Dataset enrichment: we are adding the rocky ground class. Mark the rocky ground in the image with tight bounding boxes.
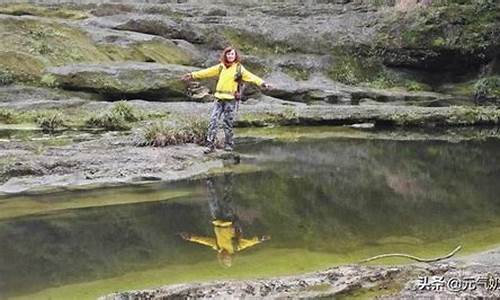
[1,86,499,194]
[1,80,498,195]
[99,246,500,299]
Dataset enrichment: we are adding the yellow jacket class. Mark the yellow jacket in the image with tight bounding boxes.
[190,63,264,100]
[185,220,262,254]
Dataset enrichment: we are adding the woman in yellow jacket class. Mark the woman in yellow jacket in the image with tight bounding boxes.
[182,47,272,153]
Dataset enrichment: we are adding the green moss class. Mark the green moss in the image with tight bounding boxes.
[336,281,403,300]
[281,66,310,81]
[0,18,112,85]
[405,81,426,92]
[0,3,89,20]
[96,44,146,62]
[379,2,500,53]
[222,28,295,56]
[237,112,285,126]
[135,41,192,65]
[327,48,384,85]
[431,36,446,47]
[242,61,272,77]
[0,17,193,86]
[327,49,431,92]
[437,80,475,97]
[0,188,193,220]
[367,74,398,89]
[12,225,500,300]
[389,106,500,126]
[0,51,45,83]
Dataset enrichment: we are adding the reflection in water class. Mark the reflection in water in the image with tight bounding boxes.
[181,175,270,267]
[0,134,500,299]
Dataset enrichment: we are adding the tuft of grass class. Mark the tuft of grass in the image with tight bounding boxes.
[473,76,500,103]
[111,101,143,122]
[405,81,426,92]
[34,110,66,133]
[40,74,58,88]
[140,117,209,147]
[84,102,145,131]
[0,69,15,86]
[85,111,131,131]
[0,108,18,124]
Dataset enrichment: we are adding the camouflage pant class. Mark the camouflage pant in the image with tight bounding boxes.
[206,174,235,221]
[207,99,236,148]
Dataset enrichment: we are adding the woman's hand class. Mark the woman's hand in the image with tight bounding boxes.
[179,232,192,240]
[261,82,274,90]
[260,235,271,242]
[181,73,193,82]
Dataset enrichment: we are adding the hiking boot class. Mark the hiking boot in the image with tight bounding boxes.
[203,146,215,154]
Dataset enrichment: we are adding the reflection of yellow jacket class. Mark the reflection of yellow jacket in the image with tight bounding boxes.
[190,63,264,100]
[186,220,262,254]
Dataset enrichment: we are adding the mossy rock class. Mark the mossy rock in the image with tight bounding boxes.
[0,15,195,86]
[376,2,500,70]
[0,16,111,66]
[95,40,193,65]
[46,62,198,101]
[221,28,296,56]
[281,65,310,81]
[0,51,44,84]
[0,3,89,20]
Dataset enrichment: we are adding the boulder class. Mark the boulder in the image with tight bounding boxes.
[46,63,199,101]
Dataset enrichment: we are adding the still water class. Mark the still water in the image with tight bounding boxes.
[1,128,500,299]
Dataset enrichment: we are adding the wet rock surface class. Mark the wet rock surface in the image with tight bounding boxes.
[0,131,238,194]
[100,247,500,299]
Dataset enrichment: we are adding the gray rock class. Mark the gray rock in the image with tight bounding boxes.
[45,63,199,101]
[0,85,94,111]
[265,72,452,105]
[82,13,204,43]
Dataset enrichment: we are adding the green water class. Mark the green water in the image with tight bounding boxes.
[1,128,500,299]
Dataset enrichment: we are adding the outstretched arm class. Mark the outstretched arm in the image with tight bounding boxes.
[190,64,222,80]
[241,66,273,89]
[179,232,218,250]
[238,235,271,251]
